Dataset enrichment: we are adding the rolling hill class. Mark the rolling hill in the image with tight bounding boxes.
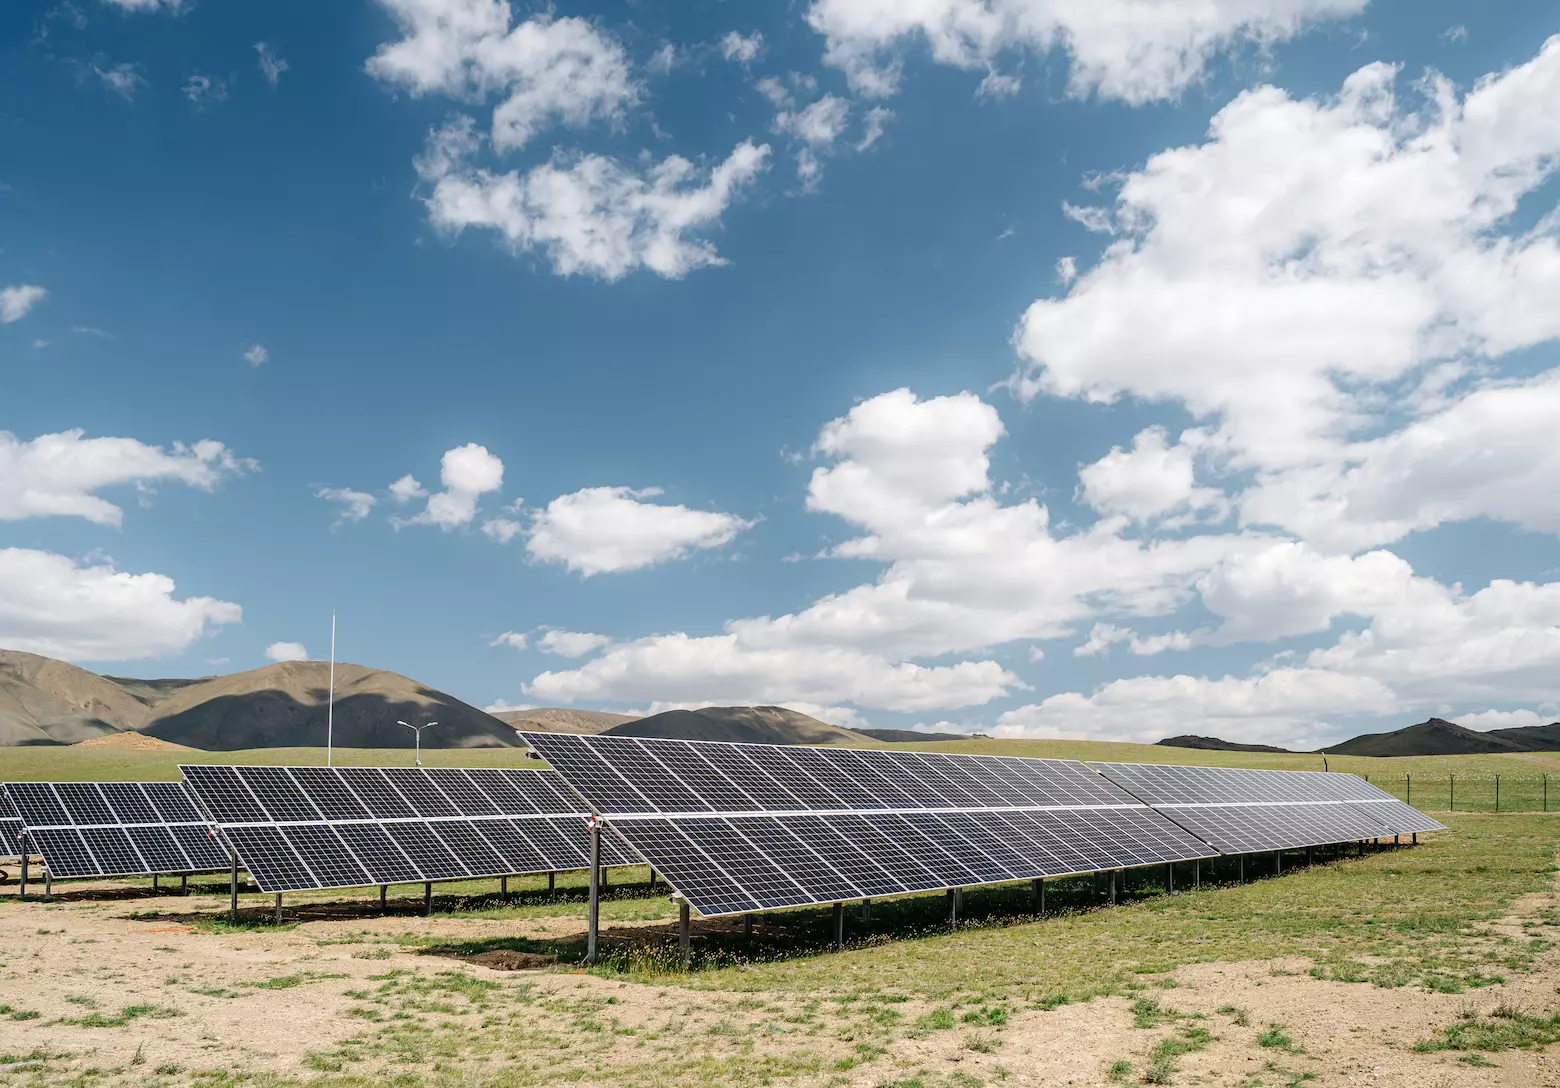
[1323,717,1560,756]
[603,705,868,745]
[1157,734,1294,754]
[0,651,519,750]
[490,708,639,735]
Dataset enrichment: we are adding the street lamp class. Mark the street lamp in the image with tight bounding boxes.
[398,720,437,767]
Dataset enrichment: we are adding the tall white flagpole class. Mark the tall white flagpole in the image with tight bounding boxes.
[327,611,336,767]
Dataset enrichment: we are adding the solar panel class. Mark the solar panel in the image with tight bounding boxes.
[1088,762,1446,853]
[2,781,230,878]
[519,733,1218,918]
[180,765,638,894]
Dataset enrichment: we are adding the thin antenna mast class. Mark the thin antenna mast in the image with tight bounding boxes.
[327,611,336,767]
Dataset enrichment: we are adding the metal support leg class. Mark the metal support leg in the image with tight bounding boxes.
[649,870,656,891]
[1093,871,1101,898]
[43,870,51,902]
[181,873,188,895]
[380,884,387,911]
[679,900,691,967]
[548,870,555,896]
[744,912,753,937]
[1412,833,1417,845]
[501,875,508,898]
[1239,855,1245,884]
[423,882,432,916]
[586,822,601,966]
[229,851,239,919]
[153,873,159,893]
[947,888,959,926]
[1109,870,1117,905]
[1306,846,1312,866]
[602,866,609,889]
[1275,850,1282,875]
[832,901,845,949]
[274,893,282,925]
[1166,863,1174,894]
[860,897,871,922]
[1194,859,1201,889]
[19,849,28,900]
[1032,878,1044,915]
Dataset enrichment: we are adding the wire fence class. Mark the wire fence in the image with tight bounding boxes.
[1362,774,1558,812]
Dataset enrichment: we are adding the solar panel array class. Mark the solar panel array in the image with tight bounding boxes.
[1089,763,1445,854]
[518,733,1219,917]
[180,765,636,894]
[3,781,230,878]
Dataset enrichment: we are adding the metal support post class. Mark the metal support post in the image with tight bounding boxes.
[501,875,508,898]
[602,865,609,889]
[1450,775,1455,811]
[1166,863,1174,894]
[1238,855,1245,884]
[1109,870,1117,905]
[1032,877,1045,915]
[548,870,555,895]
[1496,776,1501,812]
[43,870,51,902]
[1306,846,1312,866]
[181,873,188,895]
[229,851,239,919]
[423,882,432,916]
[274,893,283,925]
[380,884,387,911]
[744,913,753,937]
[586,820,601,966]
[1275,850,1282,875]
[153,873,159,893]
[1194,859,1200,889]
[679,899,691,967]
[649,870,656,891]
[1412,833,1418,845]
[947,887,958,925]
[1093,871,1102,898]
[19,848,28,900]
[832,901,845,949]
[860,897,871,922]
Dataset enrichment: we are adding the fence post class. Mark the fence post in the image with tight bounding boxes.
[1450,775,1455,811]
[1406,773,1411,806]
[1495,775,1500,812]
[1545,774,1549,813]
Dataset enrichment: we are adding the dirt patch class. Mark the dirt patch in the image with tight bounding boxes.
[70,731,193,751]
[451,949,557,970]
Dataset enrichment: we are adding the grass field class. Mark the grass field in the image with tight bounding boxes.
[1,813,1555,1087]
[6,737,1559,783]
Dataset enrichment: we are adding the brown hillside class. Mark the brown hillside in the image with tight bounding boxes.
[1323,718,1527,756]
[0,650,148,745]
[604,706,868,745]
[139,661,519,751]
[1158,734,1293,754]
[492,708,639,735]
[72,732,194,751]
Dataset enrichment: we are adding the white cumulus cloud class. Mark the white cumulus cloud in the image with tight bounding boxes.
[316,487,377,526]
[0,548,240,661]
[396,442,505,530]
[0,285,47,323]
[721,31,764,64]
[417,118,770,279]
[0,430,253,526]
[537,628,613,657]
[265,641,309,662]
[525,486,753,576]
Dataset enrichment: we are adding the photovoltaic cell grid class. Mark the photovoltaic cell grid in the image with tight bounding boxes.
[2,780,230,878]
[517,733,1220,918]
[179,765,638,894]
[1088,762,1445,855]
[0,790,21,859]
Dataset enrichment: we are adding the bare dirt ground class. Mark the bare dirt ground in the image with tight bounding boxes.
[0,874,1555,1087]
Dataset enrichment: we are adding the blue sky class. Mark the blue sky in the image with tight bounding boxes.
[3,0,1560,748]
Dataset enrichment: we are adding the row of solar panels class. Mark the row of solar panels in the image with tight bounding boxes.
[3,740,1444,920]
[517,733,1444,918]
[1,768,635,888]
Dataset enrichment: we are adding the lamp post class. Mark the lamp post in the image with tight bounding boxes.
[398,720,437,767]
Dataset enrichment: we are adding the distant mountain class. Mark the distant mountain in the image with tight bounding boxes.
[603,706,868,745]
[1323,718,1537,756]
[855,728,970,742]
[1157,734,1293,754]
[0,650,519,750]
[491,708,639,735]
[138,661,519,751]
[1489,723,1560,749]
